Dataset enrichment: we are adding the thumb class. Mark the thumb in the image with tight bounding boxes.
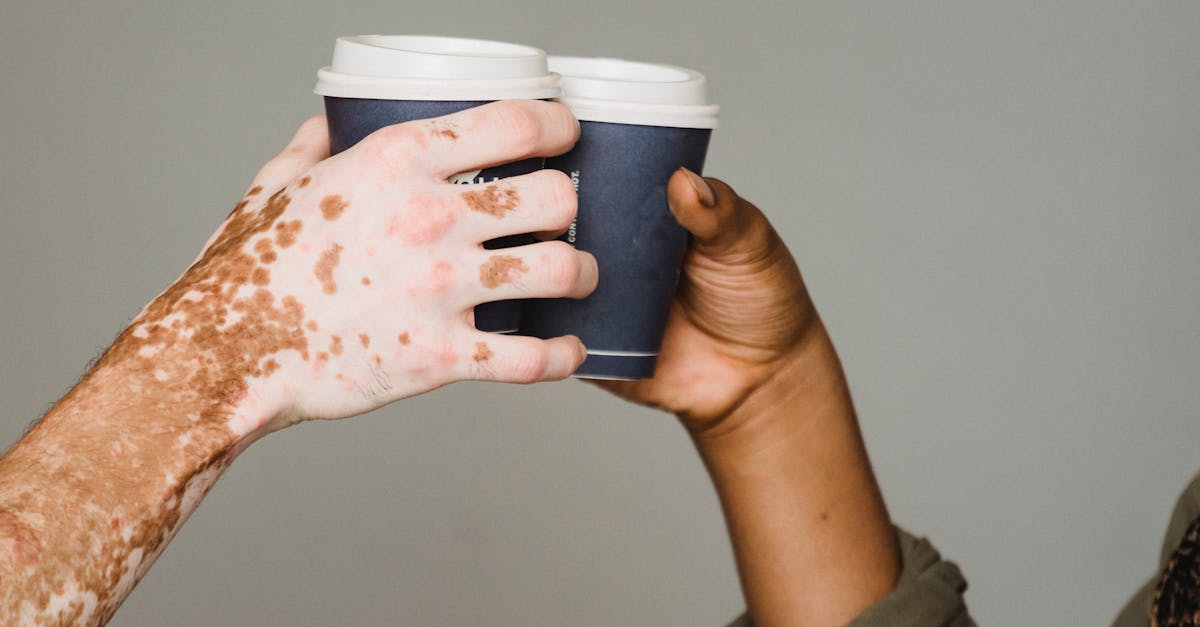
[666,168,773,260]
[248,115,331,194]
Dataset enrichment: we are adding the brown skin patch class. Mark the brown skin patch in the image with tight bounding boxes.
[0,510,42,564]
[98,187,306,378]
[314,244,343,294]
[361,277,371,286]
[397,332,411,346]
[274,220,302,248]
[430,120,459,141]
[473,342,493,362]
[305,320,318,332]
[0,188,311,623]
[320,195,349,221]
[251,267,270,286]
[297,176,311,188]
[247,185,263,196]
[373,355,382,367]
[227,199,250,219]
[254,238,277,264]
[359,334,370,348]
[479,255,529,288]
[461,184,520,218]
[330,336,344,356]
[317,352,329,362]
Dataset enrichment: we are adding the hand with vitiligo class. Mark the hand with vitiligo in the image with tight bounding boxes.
[0,100,595,625]
[213,100,595,429]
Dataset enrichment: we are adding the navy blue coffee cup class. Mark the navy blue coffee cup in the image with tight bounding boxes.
[314,35,560,333]
[519,57,720,380]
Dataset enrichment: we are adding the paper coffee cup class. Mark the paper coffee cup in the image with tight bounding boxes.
[315,35,560,333]
[519,56,719,380]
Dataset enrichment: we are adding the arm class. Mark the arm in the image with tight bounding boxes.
[599,171,899,626]
[0,100,596,625]
[694,328,898,627]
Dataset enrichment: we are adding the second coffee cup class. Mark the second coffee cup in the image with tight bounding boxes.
[520,57,720,380]
[314,35,560,333]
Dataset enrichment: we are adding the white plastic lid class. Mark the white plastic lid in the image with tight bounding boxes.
[549,56,719,129]
[315,35,560,101]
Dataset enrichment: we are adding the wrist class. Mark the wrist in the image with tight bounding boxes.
[687,318,851,455]
[91,316,293,443]
[11,344,278,538]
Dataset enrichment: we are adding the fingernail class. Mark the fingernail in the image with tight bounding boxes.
[681,167,716,207]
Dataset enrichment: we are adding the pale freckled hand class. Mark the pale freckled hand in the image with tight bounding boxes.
[0,101,601,627]
[143,101,597,436]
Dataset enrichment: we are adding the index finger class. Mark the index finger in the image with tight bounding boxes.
[407,100,580,179]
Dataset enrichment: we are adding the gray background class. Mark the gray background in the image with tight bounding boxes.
[2,1,1198,625]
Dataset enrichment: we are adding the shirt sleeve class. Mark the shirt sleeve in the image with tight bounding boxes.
[1110,470,1200,627]
[723,526,975,627]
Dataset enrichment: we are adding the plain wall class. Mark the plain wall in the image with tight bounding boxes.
[2,2,1199,625]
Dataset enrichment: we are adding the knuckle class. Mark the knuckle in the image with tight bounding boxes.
[357,124,423,172]
[283,142,310,157]
[542,241,583,290]
[544,170,578,227]
[547,102,580,143]
[493,102,542,151]
[253,159,289,184]
[366,123,421,154]
[294,115,326,139]
[579,252,599,293]
[509,345,550,383]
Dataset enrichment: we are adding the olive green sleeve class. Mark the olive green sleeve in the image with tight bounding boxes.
[1110,471,1200,626]
[723,527,975,627]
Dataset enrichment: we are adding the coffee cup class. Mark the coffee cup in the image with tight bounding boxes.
[519,56,719,379]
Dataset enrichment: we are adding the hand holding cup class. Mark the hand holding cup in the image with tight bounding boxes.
[592,172,820,432]
[131,101,596,438]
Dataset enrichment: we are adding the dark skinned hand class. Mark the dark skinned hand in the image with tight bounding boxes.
[595,168,821,433]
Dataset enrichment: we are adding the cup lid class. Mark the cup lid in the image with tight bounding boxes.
[315,35,560,100]
[549,56,719,129]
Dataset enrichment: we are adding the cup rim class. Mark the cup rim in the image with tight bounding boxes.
[315,68,561,100]
[315,34,560,100]
[549,56,719,129]
[332,35,548,78]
